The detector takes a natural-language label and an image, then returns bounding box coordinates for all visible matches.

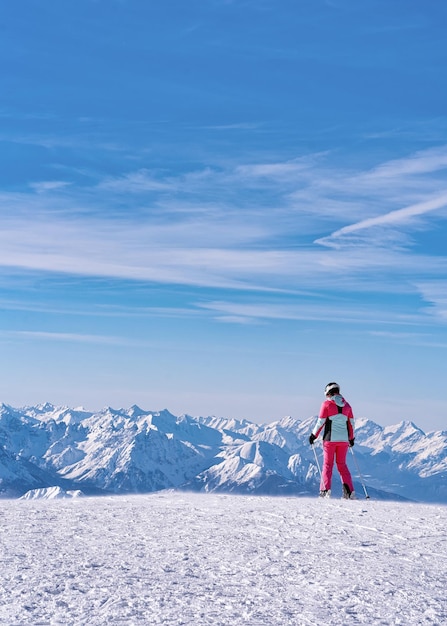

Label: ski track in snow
[0,493,446,625]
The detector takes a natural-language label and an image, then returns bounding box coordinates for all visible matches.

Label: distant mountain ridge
[0,403,446,502]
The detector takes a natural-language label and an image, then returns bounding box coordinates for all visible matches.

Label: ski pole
[312,443,322,481]
[349,447,370,499]
[311,442,328,492]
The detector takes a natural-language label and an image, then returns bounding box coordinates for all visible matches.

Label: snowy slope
[1,403,446,502]
[0,492,445,625]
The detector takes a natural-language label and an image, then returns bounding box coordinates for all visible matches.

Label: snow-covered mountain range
[1,403,446,502]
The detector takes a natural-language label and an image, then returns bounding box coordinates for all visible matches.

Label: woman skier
[309,382,356,499]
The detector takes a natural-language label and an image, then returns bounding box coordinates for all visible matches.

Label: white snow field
[0,493,446,626]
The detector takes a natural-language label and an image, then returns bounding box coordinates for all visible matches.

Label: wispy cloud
[364,145,447,178]
[197,122,263,131]
[29,181,71,194]
[316,192,447,248]
[415,281,447,321]
[197,299,424,326]
[235,154,323,180]
[99,169,174,193]
[0,330,134,346]
[369,330,447,350]
[1,145,447,305]
[2,207,445,295]
[362,119,447,143]
[0,298,200,320]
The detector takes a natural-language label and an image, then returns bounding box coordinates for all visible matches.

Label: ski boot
[342,484,356,499]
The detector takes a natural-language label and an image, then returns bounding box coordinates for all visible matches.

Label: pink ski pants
[321,441,354,491]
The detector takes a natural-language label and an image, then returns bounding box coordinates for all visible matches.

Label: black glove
[349,438,355,447]
[309,434,316,445]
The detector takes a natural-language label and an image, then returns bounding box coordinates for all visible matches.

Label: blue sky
[1,0,447,430]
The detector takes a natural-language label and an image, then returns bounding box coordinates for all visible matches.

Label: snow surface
[0,492,446,625]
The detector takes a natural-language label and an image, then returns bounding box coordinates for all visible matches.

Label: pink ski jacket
[311,395,355,443]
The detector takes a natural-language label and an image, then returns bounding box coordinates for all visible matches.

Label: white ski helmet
[325,382,340,396]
